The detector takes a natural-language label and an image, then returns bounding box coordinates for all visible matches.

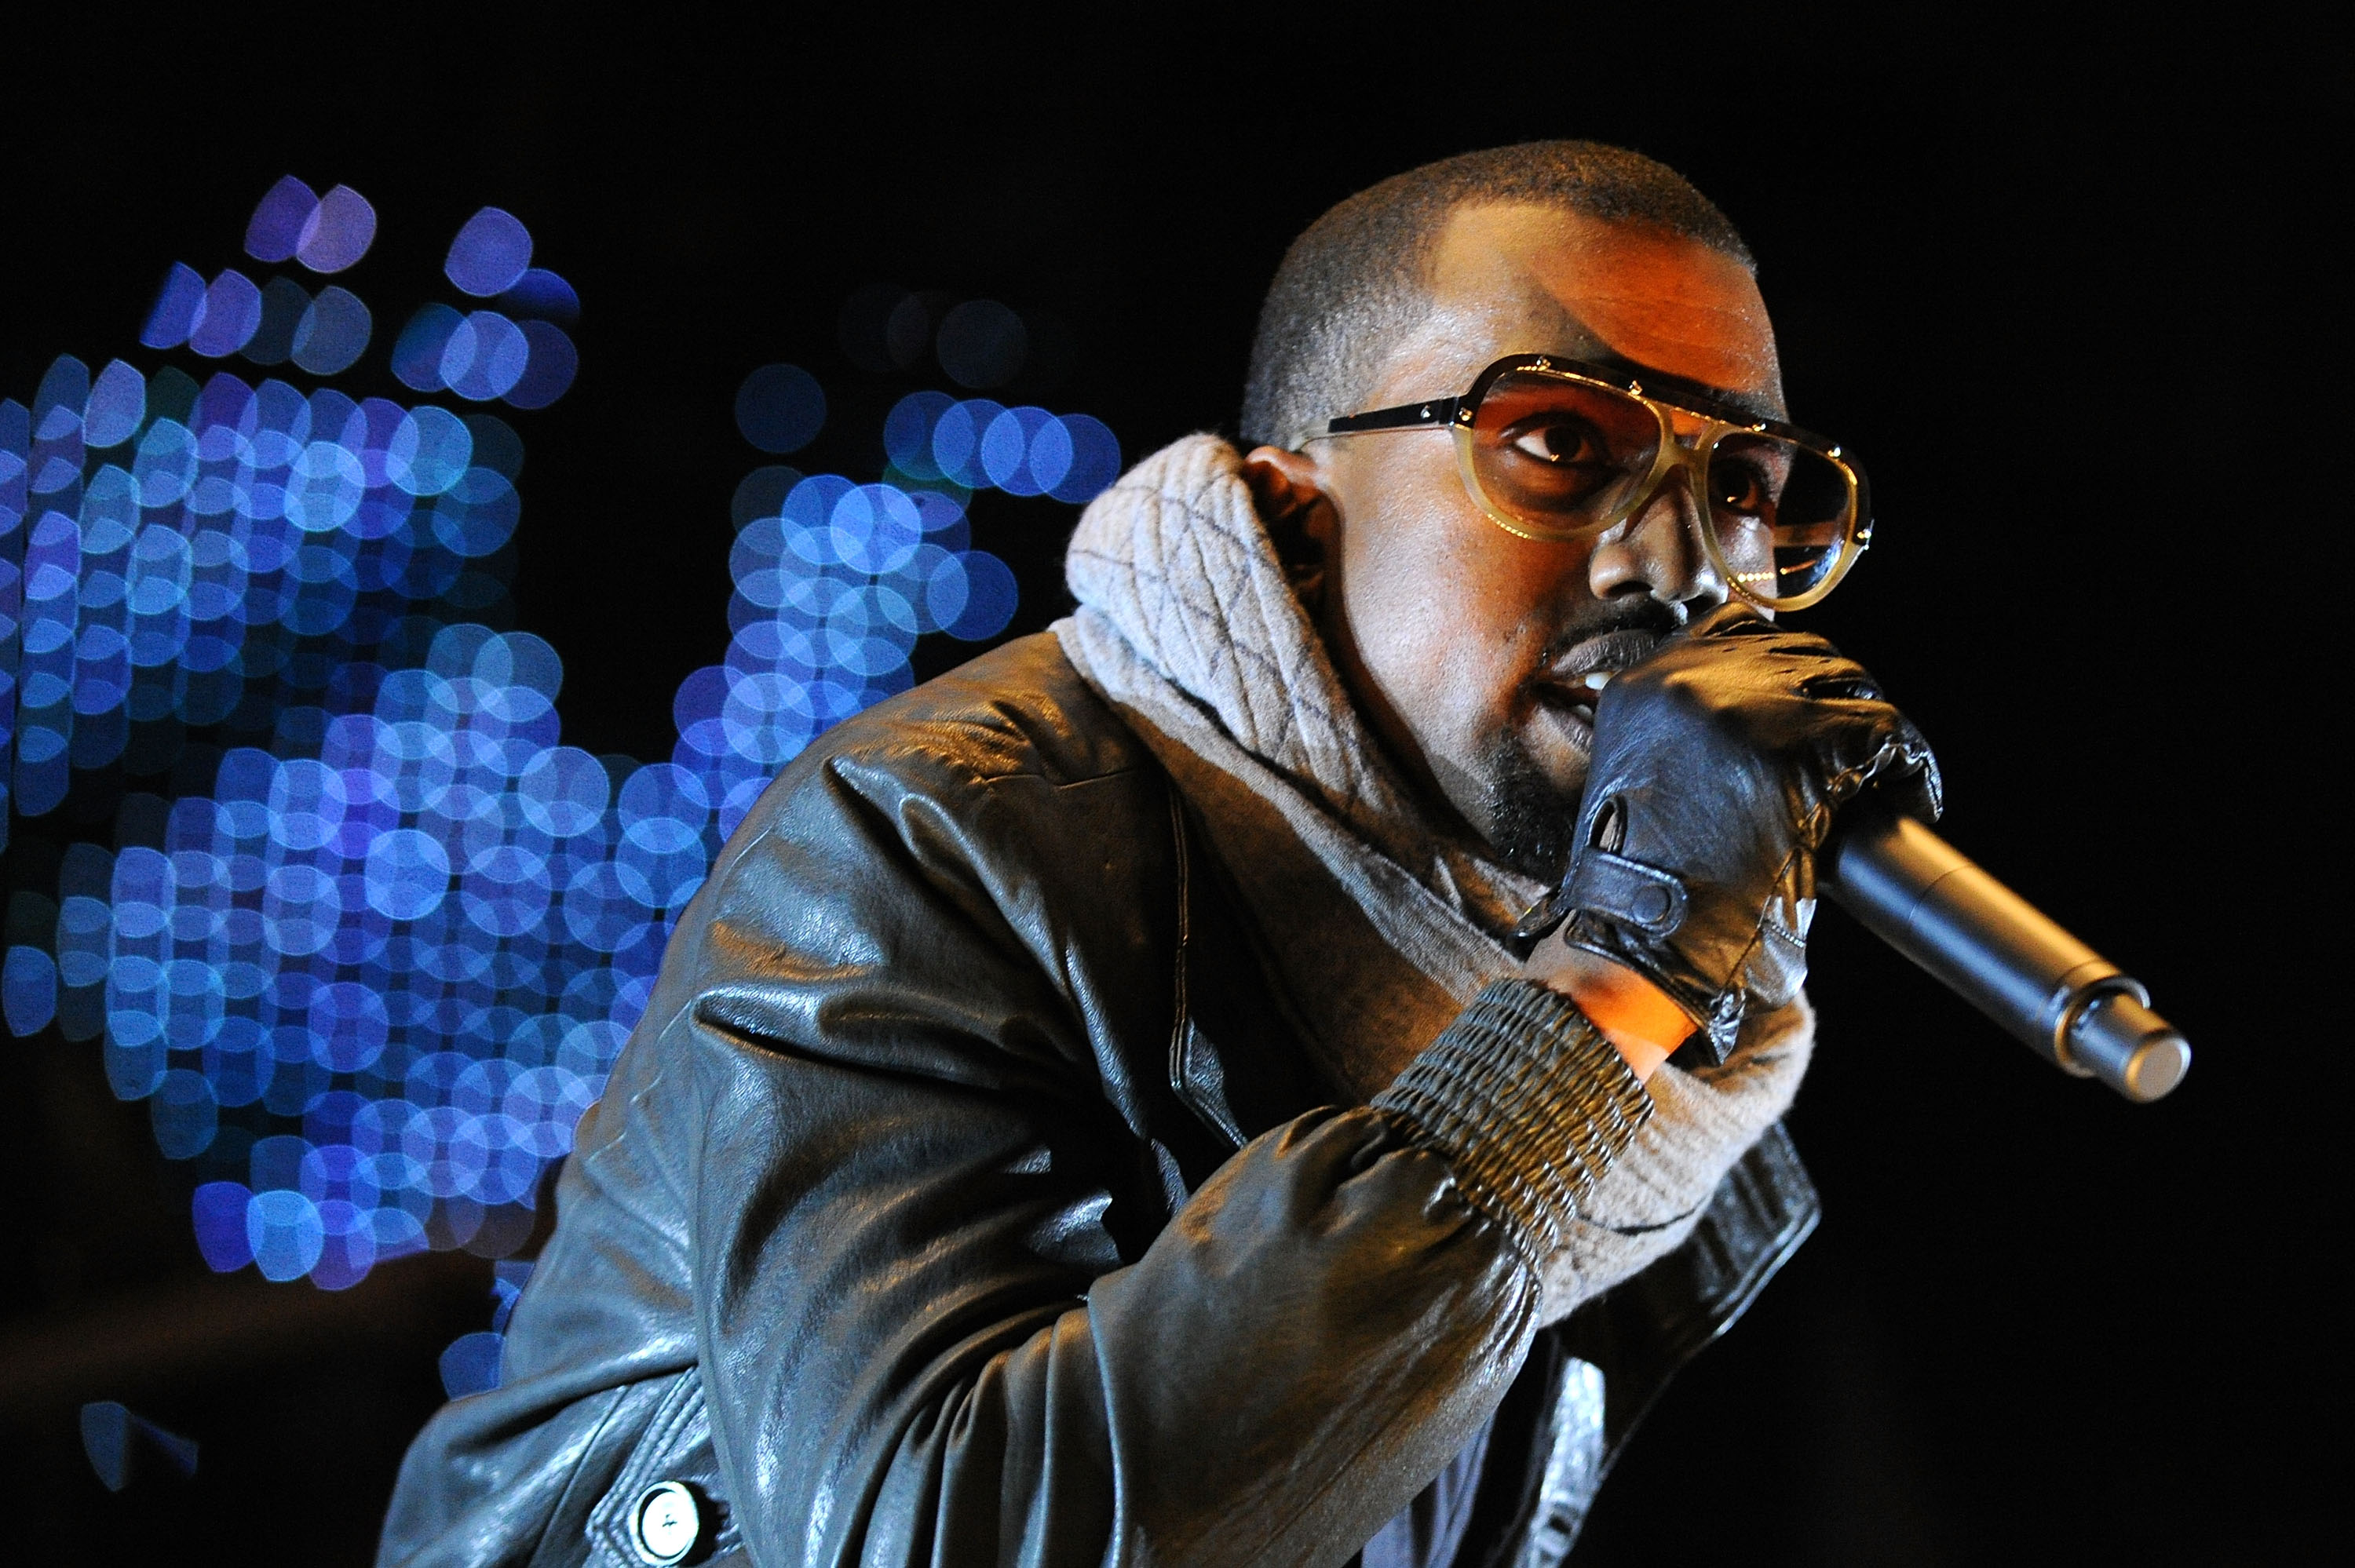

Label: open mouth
[1532,628,1662,735]
[1575,669,1612,724]
[1526,669,1620,749]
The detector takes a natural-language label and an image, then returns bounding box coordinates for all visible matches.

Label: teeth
[1583,672,1611,691]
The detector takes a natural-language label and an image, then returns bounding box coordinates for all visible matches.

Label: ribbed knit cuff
[1372,979,1653,1264]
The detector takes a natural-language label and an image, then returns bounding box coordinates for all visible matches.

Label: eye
[1504,414,1610,468]
[1711,458,1775,520]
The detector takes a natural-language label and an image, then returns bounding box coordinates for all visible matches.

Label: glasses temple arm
[1322,397,1467,436]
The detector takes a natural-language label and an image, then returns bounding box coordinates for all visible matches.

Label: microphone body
[1820,812,2190,1103]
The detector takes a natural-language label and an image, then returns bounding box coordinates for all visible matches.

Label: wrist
[1521,939,1696,1081]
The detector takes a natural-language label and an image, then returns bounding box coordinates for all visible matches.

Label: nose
[1586,467,1727,611]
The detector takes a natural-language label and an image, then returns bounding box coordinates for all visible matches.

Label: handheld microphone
[1820,810,2190,1103]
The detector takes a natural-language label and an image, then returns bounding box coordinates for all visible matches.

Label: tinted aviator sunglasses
[1312,353,1871,611]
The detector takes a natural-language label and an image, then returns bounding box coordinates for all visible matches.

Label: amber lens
[1704,432,1854,604]
[1463,370,1663,537]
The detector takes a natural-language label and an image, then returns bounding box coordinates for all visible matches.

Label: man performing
[380,140,1937,1567]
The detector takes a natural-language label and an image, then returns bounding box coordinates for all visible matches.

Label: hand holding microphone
[1518,604,1938,1053]
[1516,606,2185,1101]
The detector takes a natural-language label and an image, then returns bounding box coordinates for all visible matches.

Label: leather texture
[1529,606,1940,1057]
[377,633,1820,1568]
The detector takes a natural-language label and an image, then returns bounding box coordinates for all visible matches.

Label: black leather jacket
[378,634,1817,1568]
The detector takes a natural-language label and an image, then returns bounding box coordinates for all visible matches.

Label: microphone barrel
[1820,811,2189,1103]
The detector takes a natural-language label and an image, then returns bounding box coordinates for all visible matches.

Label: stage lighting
[3,184,1133,1370]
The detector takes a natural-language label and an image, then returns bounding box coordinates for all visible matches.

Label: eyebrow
[1572,348,1785,424]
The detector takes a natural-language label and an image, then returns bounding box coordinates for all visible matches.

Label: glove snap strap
[1563,849,1688,938]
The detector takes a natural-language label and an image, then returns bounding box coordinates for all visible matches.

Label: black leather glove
[1516,605,1941,1056]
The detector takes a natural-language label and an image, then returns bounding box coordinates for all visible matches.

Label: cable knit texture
[1059,435,1542,1096]
[1055,433,1813,1322]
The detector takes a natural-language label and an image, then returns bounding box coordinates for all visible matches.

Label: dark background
[2,9,2335,1564]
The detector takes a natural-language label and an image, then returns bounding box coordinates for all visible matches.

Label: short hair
[1240,140,1754,450]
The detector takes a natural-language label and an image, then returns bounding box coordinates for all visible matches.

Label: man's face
[1259,203,1787,877]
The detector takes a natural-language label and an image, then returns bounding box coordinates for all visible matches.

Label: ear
[1240,446,1342,607]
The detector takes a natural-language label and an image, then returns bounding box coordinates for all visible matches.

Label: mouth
[1529,627,1664,741]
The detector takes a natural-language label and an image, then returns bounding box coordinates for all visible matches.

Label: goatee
[1481,595,1686,883]
[1483,733,1582,883]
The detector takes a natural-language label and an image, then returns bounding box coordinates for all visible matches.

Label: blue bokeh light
[248,1187,326,1281]
[388,407,475,497]
[64,587,703,1284]
[82,361,147,450]
[193,1181,253,1270]
[446,209,535,299]
[440,1329,505,1397]
[443,312,530,403]
[392,304,464,393]
[141,265,210,351]
[6,198,1132,1326]
[886,391,1119,505]
[505,323,579,412]
[499,268,579,326]
[295,184,377,275]
[245,177,319,264]
[188,271,265,359]
[292,287,372,376]
[671,458,1026,826]
[2,946,57,1036]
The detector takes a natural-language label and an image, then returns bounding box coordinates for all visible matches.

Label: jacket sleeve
[659,744,1649,1568]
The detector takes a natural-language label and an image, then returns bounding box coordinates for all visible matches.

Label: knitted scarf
[1055,434,1547,1099]
[1055,434,1812,1285]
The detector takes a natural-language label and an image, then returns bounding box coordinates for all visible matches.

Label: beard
[1479,594,1688,884]
[1482,731,1583,883]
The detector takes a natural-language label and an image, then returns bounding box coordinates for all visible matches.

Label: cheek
[1339,443,1584,728]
